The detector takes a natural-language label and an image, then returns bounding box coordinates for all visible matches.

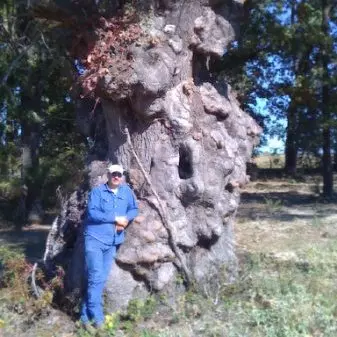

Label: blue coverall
[80,183,138,326]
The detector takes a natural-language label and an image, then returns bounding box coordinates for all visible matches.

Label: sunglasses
[110,172,123,178]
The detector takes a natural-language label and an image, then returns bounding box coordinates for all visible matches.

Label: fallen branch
[124,126,192,287]
[31,262,41,298]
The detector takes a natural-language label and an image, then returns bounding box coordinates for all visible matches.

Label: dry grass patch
[2,175,337,337]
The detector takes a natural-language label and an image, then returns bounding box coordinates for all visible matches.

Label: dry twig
[31,262,41,298]
[124,126,192,287]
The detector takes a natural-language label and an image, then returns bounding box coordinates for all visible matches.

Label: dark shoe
[94,323,106,336]
[86,324,98,334]
[77,321,97,335]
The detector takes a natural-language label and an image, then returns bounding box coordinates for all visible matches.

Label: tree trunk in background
[36,0,261,311]
[333,143,337,171]
[322,126,332,196]
[285,105,298,175]
[321,0,333,197]
[285,0,298,175]
[19,92,43,224]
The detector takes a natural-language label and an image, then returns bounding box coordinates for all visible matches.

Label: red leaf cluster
[71,14,142,98]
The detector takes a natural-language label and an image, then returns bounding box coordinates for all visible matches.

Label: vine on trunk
[70,10,143,97]
[124,127,192,287]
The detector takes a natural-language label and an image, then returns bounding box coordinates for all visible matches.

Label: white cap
[107,164,124,174]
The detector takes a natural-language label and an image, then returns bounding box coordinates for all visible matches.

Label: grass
[253,153,321,170]
[71,241,337,337]
[222,246,337,337]
[0,246,61,337]
[2,243,337,337]
[255,154,285,169]
[112,242,337,337]
[263,196,283,214]
[1,176,337,336]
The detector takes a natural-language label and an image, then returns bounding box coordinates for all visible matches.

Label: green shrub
[123,296,157,322]
[0,246,32,300]
[0,177,21,200]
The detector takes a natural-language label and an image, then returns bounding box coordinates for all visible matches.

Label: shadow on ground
[0,225,50,263]
[241,191,322,206]
[238,190,337,223]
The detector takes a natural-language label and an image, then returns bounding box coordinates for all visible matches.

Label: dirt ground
[1,174,334,264]
[236,175,337,255]
[1,174,337,336]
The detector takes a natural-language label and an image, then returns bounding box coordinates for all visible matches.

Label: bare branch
[1,43,33,86]
[31,262,42,298]
[40,31,50,51]
[124,126,192,287]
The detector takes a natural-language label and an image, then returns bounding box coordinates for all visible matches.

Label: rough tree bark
[37,0,261,311]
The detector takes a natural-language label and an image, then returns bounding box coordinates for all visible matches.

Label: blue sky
[250,97,286,154]
[259,136,285,153]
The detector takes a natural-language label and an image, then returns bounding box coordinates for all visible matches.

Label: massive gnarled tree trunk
[36,0,261,311]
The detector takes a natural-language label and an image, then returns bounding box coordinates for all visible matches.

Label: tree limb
[1,43,33,86]
[124,126,192,287]
[31,262,42,298]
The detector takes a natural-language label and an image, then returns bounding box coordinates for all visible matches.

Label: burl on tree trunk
[38,0,261,311]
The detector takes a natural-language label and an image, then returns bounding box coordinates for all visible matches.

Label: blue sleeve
[126,189,138,222]
[86,188,115,224]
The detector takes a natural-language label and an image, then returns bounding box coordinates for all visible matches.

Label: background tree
[0,0,86,222]
[219,0,337,195]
